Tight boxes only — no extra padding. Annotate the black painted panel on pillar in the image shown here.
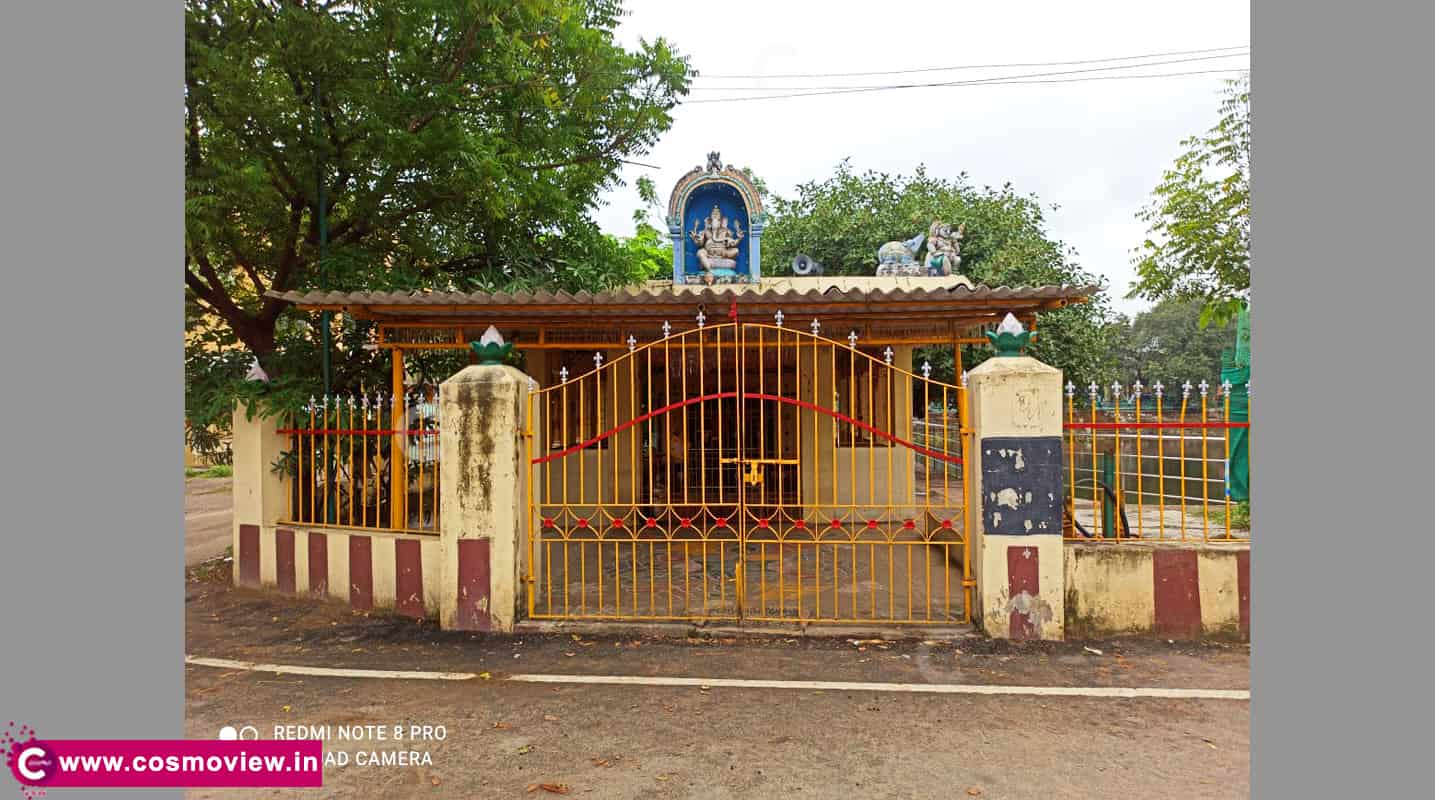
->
[980,436,1064,535]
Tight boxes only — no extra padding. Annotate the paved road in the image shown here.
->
[186,477,231,566]
[184,577,1250,799]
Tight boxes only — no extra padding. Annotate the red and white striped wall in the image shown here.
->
[1064,543,1250,640]
[236,525,441,619]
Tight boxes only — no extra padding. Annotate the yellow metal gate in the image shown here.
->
[525,320,971,625]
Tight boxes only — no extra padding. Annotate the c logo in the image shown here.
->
[16,744,54,782]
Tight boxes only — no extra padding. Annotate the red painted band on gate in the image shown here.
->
[1063,421,1249,430]
[529,391,963,466]
[277,428,437,436]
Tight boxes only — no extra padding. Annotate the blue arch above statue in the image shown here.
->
[667,152,764,285]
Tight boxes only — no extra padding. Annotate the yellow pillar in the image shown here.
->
[968,354,1067,640]
[231,403,288,586]
[438,363,532,632]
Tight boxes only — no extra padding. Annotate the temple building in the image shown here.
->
[268,153,1095,624]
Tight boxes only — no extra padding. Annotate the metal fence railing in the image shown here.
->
[276,388,441,535]
[1064,380,1249,543]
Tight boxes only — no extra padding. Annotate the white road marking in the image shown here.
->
[185,656,1248,700]
[185,655,474,681]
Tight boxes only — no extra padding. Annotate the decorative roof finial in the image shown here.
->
[985,313,1033,357]
[470,324,514,365]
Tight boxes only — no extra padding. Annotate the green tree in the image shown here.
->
[185,0,692,455]
[760,160,1116,387]
[1129,73,1250,327]
[1109,299,1238,386]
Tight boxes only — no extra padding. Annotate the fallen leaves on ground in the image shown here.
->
[517,745,534,755]
[429,777,440,786]
[492,722,510,730]
[967,787,983,796]
[543,714,560,722]
[526,783,569,794]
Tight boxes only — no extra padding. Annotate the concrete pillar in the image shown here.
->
[231,404,289,587]
[439,364,531,632]
[968,356,1066,640]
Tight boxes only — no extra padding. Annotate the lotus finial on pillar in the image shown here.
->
[985,313,1033,357]
[469,325,514,365]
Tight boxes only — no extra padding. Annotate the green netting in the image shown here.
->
[1220,305,1251,502]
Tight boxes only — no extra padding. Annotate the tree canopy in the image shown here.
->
[1107,299,1238,386]
[185,0,692,458]
[759,161,1116,386]
[1129,73,1250,327]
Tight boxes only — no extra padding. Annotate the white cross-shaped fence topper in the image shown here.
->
[594,352,604,369]
[696,310,706,328]
[883,347,894,365]
[774,309,785,327]
[559,366,569,383]
[661,320,671,338]
[921,360,932,379]
[847,331,859,348]
[627,335,637,352]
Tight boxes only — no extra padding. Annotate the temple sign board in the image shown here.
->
[668,151,765,284]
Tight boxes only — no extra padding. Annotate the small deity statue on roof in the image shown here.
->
[690,204,745,283]
[924,220,965,276]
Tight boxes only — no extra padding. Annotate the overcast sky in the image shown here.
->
[594,0,1250,317]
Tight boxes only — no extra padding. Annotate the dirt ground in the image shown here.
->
[185,565,1250,799]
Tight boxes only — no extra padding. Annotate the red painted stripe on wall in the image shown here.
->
[349,536,373,611]
[275,529,296,595]
[395,539,425,619]
[456,539,492,631]
[307,532,328,598]
[1007,546,1040,641]
[1236,549,1250,640]
[238,525,259,587]
[1153,549,1202,640]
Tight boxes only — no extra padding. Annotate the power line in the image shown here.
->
[689,52,1248,91]
[683,60,1249,105]
[693,44,1249,79]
